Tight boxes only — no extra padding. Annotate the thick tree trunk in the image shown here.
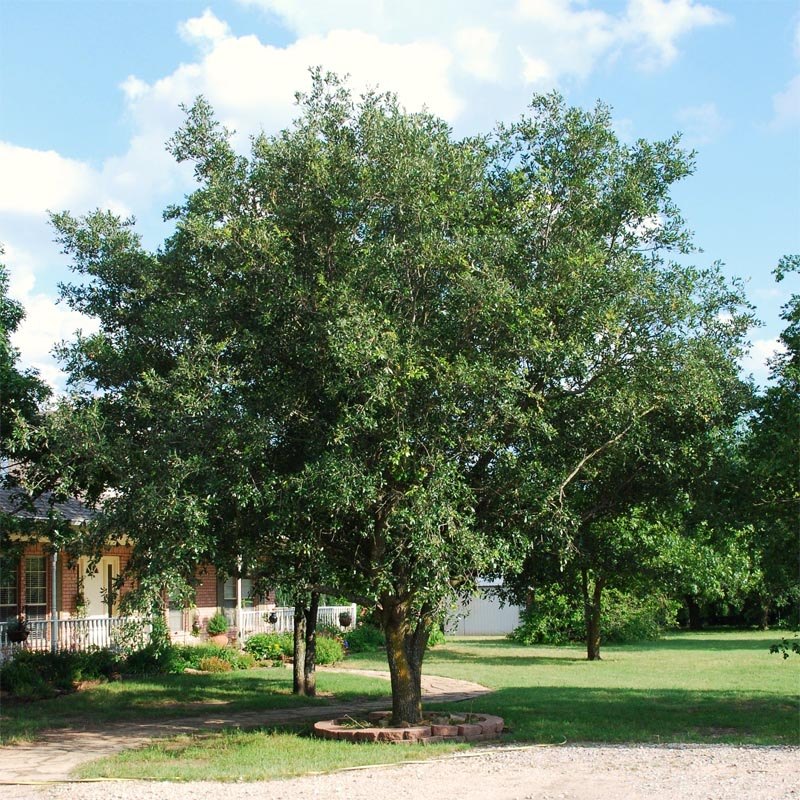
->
[582,569,603,661]
[293,600,307,695]
[685,595,703,630]
[381,598,429,725]
[302,592,320,697]
[292,593,320,696]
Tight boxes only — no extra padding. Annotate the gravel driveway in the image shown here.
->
[4,743,797,800]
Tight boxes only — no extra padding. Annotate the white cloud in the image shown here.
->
[238,0,370,35]
[4,243,99,393]
[741,337,786,386]
[623,0,727,70]
[771,74,800,129]
[676,102,726,146]
[178,8,232,47]
[455,27,500,80]
[0,143,96,215]
[520,51,555,88]
[240,0,726,89]
[121,20,462,136]
[767,17,800,129]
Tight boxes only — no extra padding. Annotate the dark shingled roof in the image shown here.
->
[0,488,95,524]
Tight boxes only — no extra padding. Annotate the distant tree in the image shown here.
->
[0,254,49,466]
[741,256,800,625]
[483,96,752,659]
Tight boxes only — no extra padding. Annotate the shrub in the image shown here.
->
[427,625,446,647]
[206,612,229,635]
[509,587,583,645]
[123,642,257,674]
[602,590,679,643]
[244,632,294,663]
[109,618,151,657]
[317,624,345,645]
[76,648,120,679]
[510,586,678,646]
[124,644,190,675]
[0,653,55,700]
[344,623,385,653]
[177,644,256,671]
[314,634,345,665]
[198,655,233,673]
[0,648,121,699]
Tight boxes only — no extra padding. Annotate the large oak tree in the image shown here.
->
[42,76,750,722]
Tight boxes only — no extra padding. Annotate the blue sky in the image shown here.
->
[1,0,798,388]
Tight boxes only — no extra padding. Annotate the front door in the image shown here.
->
[81,556,120,617]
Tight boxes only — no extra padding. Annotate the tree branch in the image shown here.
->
[555,405,656,507]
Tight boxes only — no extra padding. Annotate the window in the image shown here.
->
[25,556,47,620]
[222,576,255,607]
[0,560,18,621]
[242,578,254,607]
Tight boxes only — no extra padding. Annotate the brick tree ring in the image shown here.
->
[313,710,504,744]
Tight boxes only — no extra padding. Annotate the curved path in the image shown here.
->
[0,668,491,786]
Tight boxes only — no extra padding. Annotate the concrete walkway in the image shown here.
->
[0,668,491,785]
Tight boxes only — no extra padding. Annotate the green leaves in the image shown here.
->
[38,75,757,666]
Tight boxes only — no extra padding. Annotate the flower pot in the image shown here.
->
[209,632,229,646]
[7,630,29,643]
[339,612,353,628]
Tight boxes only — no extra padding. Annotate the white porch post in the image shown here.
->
[50,551,59,653]
[235,577,242,634]
[235,556,242,642]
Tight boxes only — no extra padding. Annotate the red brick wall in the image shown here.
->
[194,565,218,627]
[61,558,80,615]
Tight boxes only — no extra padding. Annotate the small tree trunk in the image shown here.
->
[293,600,307,695]
[302,591,320,697]
[582,569,603,661]
[685,595,703,630]
[759,598,771,631]
[381,598,430,725]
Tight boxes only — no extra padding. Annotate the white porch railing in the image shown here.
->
[0,615,150,659]
[238,604,357,641]
[0,605,357,658]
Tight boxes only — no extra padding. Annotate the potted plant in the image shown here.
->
[338,611,353,628]
[6,615,30,643]
[206,612,230,646]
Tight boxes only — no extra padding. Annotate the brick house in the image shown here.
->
[0,488,274,643]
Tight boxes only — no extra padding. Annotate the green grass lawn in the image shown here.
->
[0,667,391,744]
[342,630,799,745]
[8,630,799,783]
[78,728,461,782]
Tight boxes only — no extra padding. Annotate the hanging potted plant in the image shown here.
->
[6,615,30,643]
[338,610,353,628]
[206,612,230,646]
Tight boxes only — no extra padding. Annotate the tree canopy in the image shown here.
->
[35,74,753,719]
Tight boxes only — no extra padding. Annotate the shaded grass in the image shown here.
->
[78,726,463,782]
[346,630,800,746]
[0,667,391,744]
